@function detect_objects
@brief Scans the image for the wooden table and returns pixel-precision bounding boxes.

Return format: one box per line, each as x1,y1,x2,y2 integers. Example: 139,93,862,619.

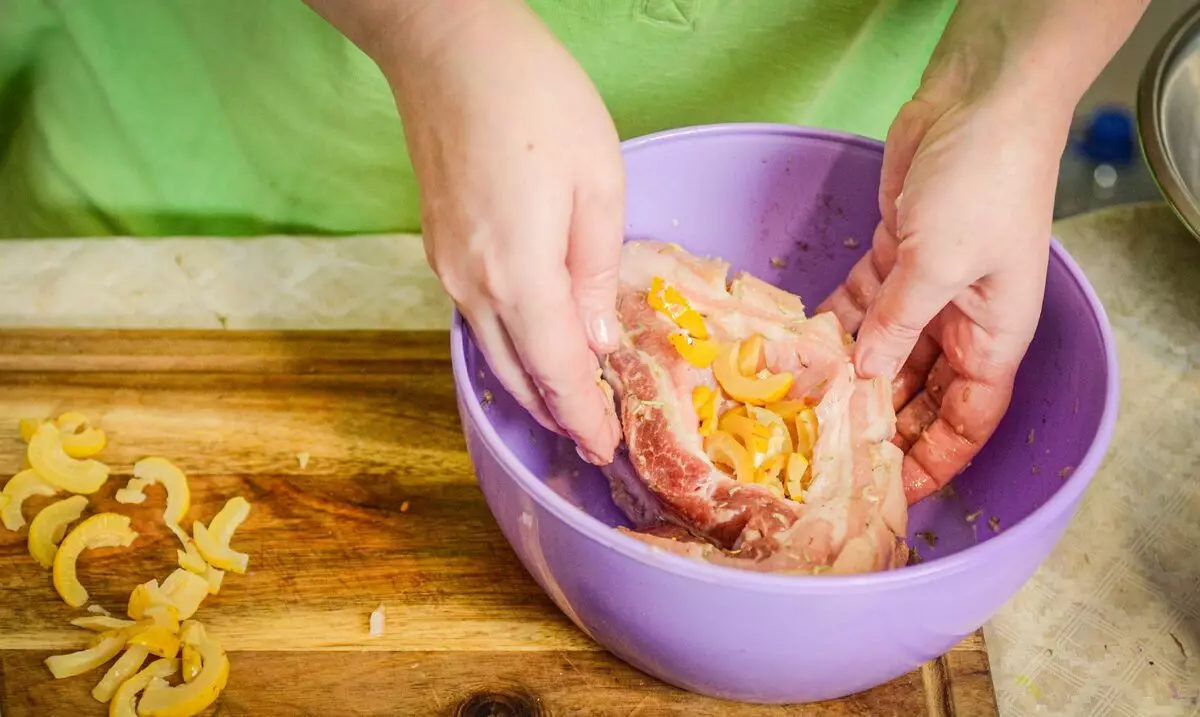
0,330,997,716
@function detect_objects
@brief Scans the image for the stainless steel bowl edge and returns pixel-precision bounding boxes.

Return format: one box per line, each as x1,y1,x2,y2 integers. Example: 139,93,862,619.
1138,2,1200,239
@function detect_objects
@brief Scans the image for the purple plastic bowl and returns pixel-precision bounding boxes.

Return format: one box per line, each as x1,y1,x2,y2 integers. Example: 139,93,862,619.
450,124,1119,703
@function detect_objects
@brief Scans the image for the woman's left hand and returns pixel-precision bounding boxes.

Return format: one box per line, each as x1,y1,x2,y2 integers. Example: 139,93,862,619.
819,65,1068,504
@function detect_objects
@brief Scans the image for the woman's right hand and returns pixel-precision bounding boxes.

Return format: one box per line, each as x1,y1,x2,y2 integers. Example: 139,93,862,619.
343,1,626,464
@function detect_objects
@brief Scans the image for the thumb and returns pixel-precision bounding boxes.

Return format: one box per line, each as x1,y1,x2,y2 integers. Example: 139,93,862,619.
568,181,625,355
855,246,962,380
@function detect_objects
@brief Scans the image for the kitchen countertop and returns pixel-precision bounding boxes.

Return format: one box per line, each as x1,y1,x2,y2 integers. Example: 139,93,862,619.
1,202,1198,715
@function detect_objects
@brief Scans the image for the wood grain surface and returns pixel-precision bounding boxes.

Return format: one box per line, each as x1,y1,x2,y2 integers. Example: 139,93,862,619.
0,330,998,716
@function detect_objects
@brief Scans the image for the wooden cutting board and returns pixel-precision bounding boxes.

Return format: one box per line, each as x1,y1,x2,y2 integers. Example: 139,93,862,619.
0,330,998,716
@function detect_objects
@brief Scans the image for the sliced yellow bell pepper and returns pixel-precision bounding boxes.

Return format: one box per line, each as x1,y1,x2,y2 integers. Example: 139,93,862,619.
109,657,179,717
746,405,794,456
208,496,251,545
45,632,126,679
55,412,108,459
18,417,45,442
113,478,149,505
785,453,811,502
72,615,136,632
1,469,59,531
92,644,150,703
28,494,88,568
703,431,755,484
127,580,174,621
192,522,249,574
161,568,210,621
795,408,819,459
204,567,225,595
128,626,182,659
737,334,765,376
690,386,719,436
647,276,709,339
177,541,224,595
137,623,230,717
712,341,794,406
177,542,207,574
717,413,771,455
126,457,192,546
667,333,719,369
756,453,787,484
143,605,181,633
28,422,110,494
179,622,203,683
764,399,808,421
54,513,139,608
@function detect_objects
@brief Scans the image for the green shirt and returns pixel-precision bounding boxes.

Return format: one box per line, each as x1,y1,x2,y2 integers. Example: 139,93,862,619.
0,0,953,238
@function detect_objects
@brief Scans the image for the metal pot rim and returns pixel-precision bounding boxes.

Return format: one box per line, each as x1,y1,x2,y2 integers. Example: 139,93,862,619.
1137,2,1200,238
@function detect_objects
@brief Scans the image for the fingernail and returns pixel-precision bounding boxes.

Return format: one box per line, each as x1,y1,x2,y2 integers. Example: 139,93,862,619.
575,445,603,465
588,313,620,353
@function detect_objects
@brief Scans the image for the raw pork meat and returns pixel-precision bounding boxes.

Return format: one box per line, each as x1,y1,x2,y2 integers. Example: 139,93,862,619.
601,241,908,575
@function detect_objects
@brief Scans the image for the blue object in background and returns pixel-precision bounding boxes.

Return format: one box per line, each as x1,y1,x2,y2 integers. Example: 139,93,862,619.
1054,104,1162,219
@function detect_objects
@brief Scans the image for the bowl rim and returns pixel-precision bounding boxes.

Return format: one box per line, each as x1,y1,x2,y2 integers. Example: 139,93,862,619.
1137,2,1200,239
451,122,1121,594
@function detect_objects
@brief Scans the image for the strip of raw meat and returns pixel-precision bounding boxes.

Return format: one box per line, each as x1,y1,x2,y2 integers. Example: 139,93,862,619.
601,240,908,575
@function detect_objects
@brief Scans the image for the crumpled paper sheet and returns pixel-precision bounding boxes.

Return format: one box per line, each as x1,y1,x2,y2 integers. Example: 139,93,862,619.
1,203,1199,716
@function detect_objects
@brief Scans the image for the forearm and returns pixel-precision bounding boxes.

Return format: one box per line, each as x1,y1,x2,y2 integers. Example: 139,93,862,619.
924,1,1149,122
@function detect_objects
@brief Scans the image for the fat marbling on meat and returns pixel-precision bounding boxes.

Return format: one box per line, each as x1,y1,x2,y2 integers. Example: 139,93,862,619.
601,240,908,575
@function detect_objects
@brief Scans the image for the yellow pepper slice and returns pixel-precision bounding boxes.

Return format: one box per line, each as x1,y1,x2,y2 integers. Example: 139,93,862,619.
737,334,765,375
712,341,794,406
144,605,181,633
177,542,207,574
179,622,203,683
92,644,150,703
114,478,149,505
785,453,811,502
177,541,224,595
28,422,110,494
137,623,230,717
193,522,249,574
204,567,225,595
28,494,89,568
208,496,251,544
703,431,755,484
54,513,139,608
109,657,179,717
757,453,787,485
1,469,59,531
691,386,719,436
72,615,137,632
746,405,794,456
795,408,819,459
45,631,126,679
128,580,175,621
647,276,709,339
18,417,45,442
128,626,182,659
667,333,720,369
55,412,108,459
717,413,771,455
119,457,192,546
161,568,210,621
